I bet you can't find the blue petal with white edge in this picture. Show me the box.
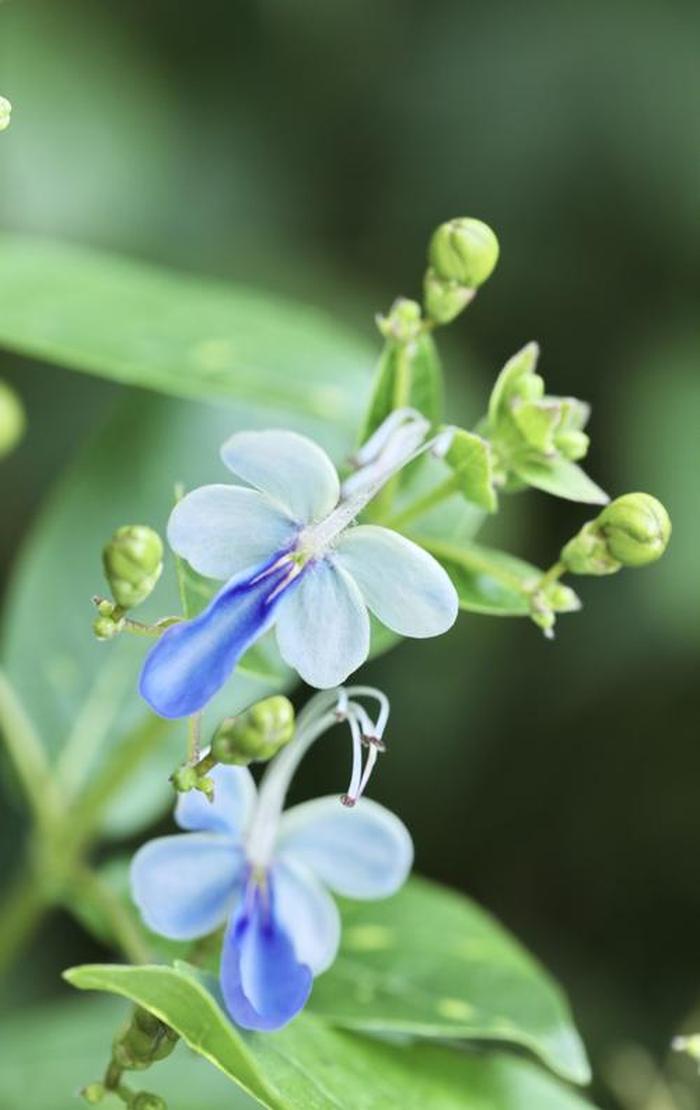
[220,879,312,1031]
[272,856,341,975]
[334,524,459,637]
[221,429,340,524]
[139,554,299,718]
[276,558,369,688]
[176,765,256,839]
[131,833,244,940]
[278,796,413,899]
[168,484,297,581]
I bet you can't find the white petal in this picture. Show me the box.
[168,484,297,580]
[276,559,369,687]
[278,796,413,900]
[130,833,243,940]
[272,857,341,975]
[334,524,458,638]
[176,765,257,838]
[221,430,340,524]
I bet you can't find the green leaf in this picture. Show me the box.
[513,456,608,505]
[312,877,590,1085]
[418,538,540,616]
[0,392,346,837]
[64,962,595,1109]
[445,428,498,511]
[0,235,372,418]
[359,333,443,443]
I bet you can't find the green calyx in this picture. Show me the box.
[115,1008,178,1071]
[428,217,499,288]
[561,493,671,575]
[0,379,26,457]
[423,268,475,325]
[212,695,295,766]
[376,298,423,343]
[103,525,163,609]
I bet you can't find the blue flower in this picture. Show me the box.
[131,690,412,1031]
[139,419,458,718]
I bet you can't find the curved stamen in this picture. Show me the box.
[340,710,364,807]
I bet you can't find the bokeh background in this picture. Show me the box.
[0,2,698,1107]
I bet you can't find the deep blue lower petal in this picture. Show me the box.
[220,879,312,1032]
[139,553,298,718]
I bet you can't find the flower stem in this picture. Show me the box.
[537,560,566,592]
[385,473,460,530]
[0,667,62,830]
[0,868,47,976]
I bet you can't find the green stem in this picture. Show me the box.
[0,667,62,829]
[418,536,533,597]
[187,713,202,763]
[70,865,152,964]
[369,341,414,520]
[0,868,47,976]
[537,560,566,592]
[385,473,460,530]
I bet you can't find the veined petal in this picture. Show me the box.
[335,524,458,638]
[275,558,369,688]
[278,796,413,900]
[272,856,340,975]
[130,833,243,940]
[139,554,298,718]
[220,881,312,1032]
[176,765,256,838]
[168,484,297,580]
[221,429,340,524]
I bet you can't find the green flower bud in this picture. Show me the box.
[93,614,124,641]
[130,1094,167,1110]
[428,218,499,288]
[597,493,671,567]
[0,380,26,457]
[376,298,423,343]
[0,96,11,132]
[103,525,163,609]
[171,765,199,792]
[422,267,475,325]
[560,520,620,576]
[212,695,295,766]
[81,1083,106,1105]
[555,428,589,461]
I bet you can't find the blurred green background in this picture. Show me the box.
[0,2,698,1107]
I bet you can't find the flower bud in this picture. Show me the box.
[423,268,475,325]
[130,1094,167,1110]
[376,298,423,343]
[597,493,671,567]
[560,521,620,576]
[93,614,124,640]
[0,96,11,132]
[428,218,499,288]
[212,695,295,766]
[103,525,163,609]
[0,380,25,457]
[81,1083,106,1105]
[555,428,589,462]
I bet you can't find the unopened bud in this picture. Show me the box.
[103,525,163,609]
[560,521,620,576]
[0,96,11,132]
[423,268,475,325]
[0,380,25,457]
[555,428,589,461]
[376,298,423,343]
[130,1094,167,1110]
[598,493,671,567]
[212,696,295,766]
[428,218,499,288]
[81,1083,106,1105]
[93,614,124,640]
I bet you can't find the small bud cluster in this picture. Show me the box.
[81,1007,176,1107]
[93,525,164,640]
[561,493,671,576]
[424,217,499,325]
[212,696,295,766]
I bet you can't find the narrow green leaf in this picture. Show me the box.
[64,962,595,1109]
[513,456,608,505]
[313,877,590,1085]
[445,428,498,511]
[359,333,443,443]
[419,538,540,616]
[0,235,372,418]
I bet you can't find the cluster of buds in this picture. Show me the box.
[423,217,499,325]
[172,696,296,799]
[93,525,164,639]
[561,493,672,575]
[0,379,25,458]
[81,1006,177,1107]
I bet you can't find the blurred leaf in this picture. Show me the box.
[445,428,498,511]
[359,333,443,443]
[65,962,594,1109]
[0,236,372,419]
[0,392,349,837]
[418,538,539,616]
[312,876,590,1085]
[513,455,607,505]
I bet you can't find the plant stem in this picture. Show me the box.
[385,473,460,530]
[538,560,566,592]
[0,667,62,830]
[417,536,532,597]
[0,869,47,976]
[70,864,152,964]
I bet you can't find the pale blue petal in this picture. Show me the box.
[168,484,297,580]
[221,429,339,524]
[275,558,369,688]
[220,881,312,1031]
[139,554,297,718]
[335,524,459,638]
[278,795,413,899]
[272,857,341,975]
[130,833,243,940]
[176,765,256,839]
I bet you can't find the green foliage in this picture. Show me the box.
[65,962,594,1110]
[443,428,498,512]
[359,332,443,443]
